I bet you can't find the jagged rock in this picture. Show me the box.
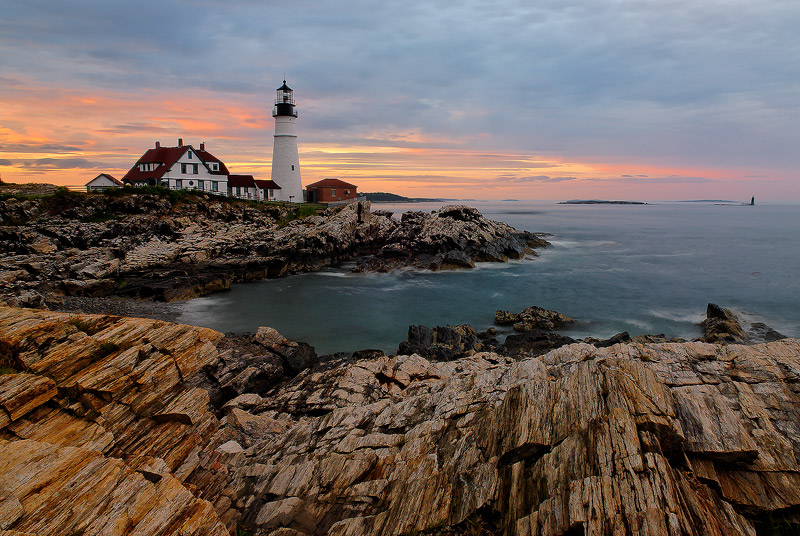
[631,333,688,344]
[701,303,748,343]
[495,305,575,332]
[6,306,799,535]
[191,338,800,535]
[0,306,232,533]
[748,322,787,343]
[587,330,632,348]
[1,193,549,306]
[397,324,482,361]
[254,327,318,375]
[498,329,576,356]
[190,332,312,409]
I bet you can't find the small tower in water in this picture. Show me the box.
[271,80,303,202]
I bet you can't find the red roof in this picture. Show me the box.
[121,144,230,183]
[254,179,281,190]
[227,174,256,187]
[306,178,357,189]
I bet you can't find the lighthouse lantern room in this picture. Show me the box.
[270,80,303,202]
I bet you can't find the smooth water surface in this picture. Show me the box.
[179,201,800,354]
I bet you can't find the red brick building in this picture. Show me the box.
[305,178,358,203]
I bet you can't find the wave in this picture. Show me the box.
[648,309,705,323]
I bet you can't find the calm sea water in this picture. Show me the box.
[178,201,800,354]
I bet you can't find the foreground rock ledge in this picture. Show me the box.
[1,307,800,535]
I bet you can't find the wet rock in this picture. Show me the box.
[590,331,632,347]
[397,324,482,361]
[748,322,787,343]
[701,303,748,343]
[495,305,575,332]
[498,329,576,356]
[254,326,318,376]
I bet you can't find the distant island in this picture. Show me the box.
[362,192,451,203]
[559,199,648,205]
[677,199,737,203]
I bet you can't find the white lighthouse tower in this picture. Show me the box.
[270,80,303,202]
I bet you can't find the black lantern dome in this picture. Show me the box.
[273,80,298,117]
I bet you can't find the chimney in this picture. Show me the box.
[200,142,205,151]
[178,138,183,147]
[155,141,161,149]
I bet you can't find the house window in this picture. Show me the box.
[187,151,192,159]
[175,179,182,188]
[198,180,204,190]
[188,181,194,186]
[345,189,350,195]
[235,187,241,195]
[181,164,187,174]
[268,189,273,197]
[212,181,218,192]
[192,164,198,174]
[331,189,336,196]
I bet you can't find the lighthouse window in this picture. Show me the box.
[291,165,295,171]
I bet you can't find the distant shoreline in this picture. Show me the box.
[362,192,452,203]
[558,199,648,205]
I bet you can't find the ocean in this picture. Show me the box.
[178,200,800,355]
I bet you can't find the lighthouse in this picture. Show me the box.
[270,80,303,202]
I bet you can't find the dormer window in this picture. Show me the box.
[211,163,218,171]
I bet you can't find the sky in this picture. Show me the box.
[1,0,799,201]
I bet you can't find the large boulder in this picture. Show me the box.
[701,303,748,343]
[397,324,482,361]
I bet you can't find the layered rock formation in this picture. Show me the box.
[2,306,800,535]
[0,306,229,534]
[0,189,547,306]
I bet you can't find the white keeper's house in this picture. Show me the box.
[122,138,283,201]
[122,139,229,194]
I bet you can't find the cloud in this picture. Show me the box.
[97,123,174,134]
[0,159,12,166]
[618,175,714,184]
[20,158,109,170]
[0,143,83,153]
[1,0,798,197]
[500,175,580,183]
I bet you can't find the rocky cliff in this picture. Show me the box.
[0,188,547,307]
[2,306,800,535]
